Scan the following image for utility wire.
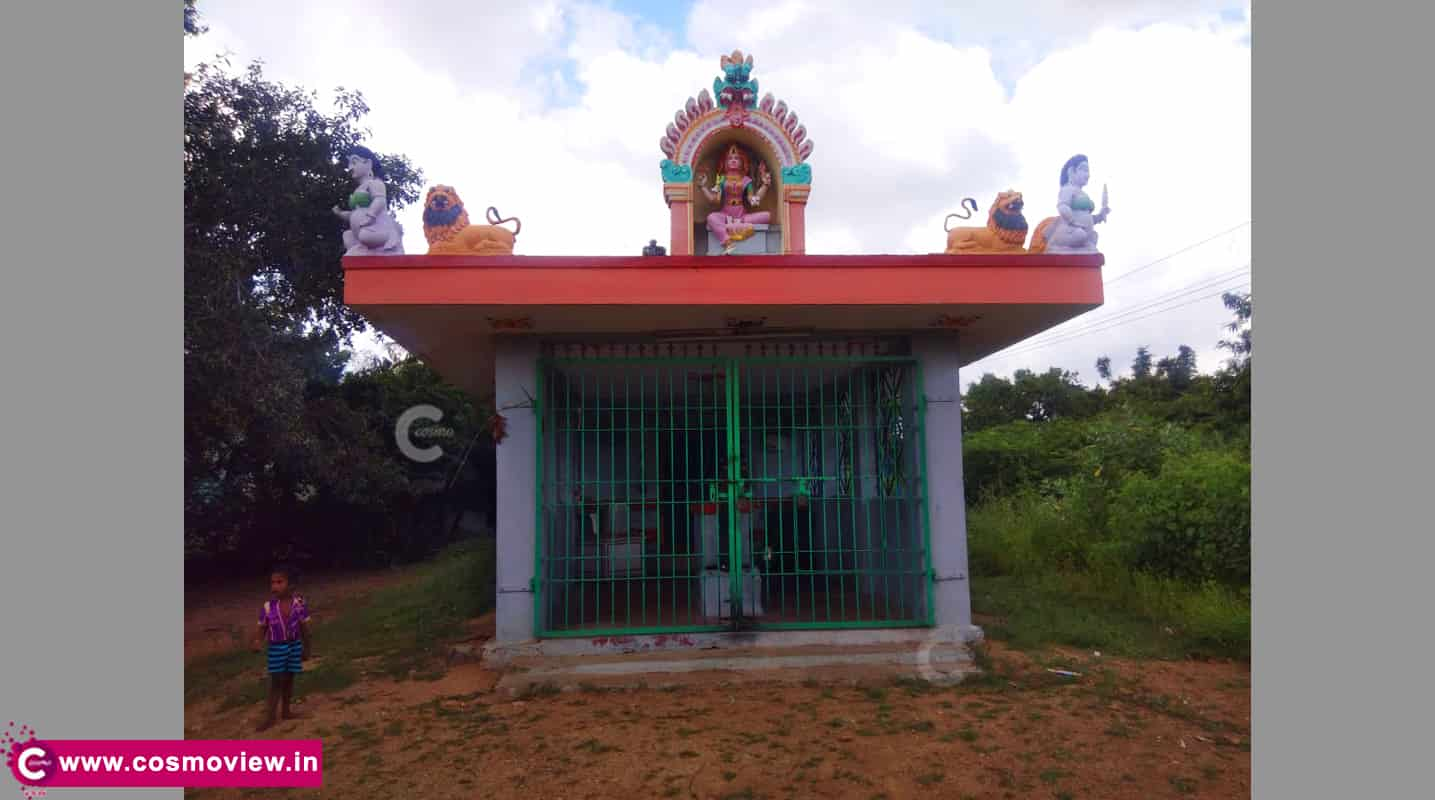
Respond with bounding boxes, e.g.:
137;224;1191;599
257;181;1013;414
1008;265;1250;353
1103;221;1251;286
1003;277;1250;358
997;282;1250;360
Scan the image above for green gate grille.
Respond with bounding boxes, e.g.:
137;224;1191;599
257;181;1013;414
534;353;932;636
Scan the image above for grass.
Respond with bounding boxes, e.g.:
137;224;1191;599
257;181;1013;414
967;489;1249;660
574;738;620;755
972;572;1247;660
1169;776;1199;794
187;539;496;705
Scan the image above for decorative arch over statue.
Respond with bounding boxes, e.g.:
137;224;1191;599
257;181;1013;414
659;50;814;256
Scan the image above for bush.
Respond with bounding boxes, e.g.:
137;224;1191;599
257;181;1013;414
962;412;1203;512
968;485;1107;575
967;490;1055;576
962;420;1086;501
1109;450;1251;585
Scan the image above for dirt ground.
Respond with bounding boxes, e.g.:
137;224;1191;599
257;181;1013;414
185;574;1250;800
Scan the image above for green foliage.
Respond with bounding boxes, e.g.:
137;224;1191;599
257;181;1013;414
962;368;1101;433
1131;346;1153;379
1109;450;1251;585
326;537;497;679
972;567;1249;660
961;421;1082;501
1218;291;1252;368
966;488;1070;576
184;59;497;576
187;539;496;707
962;411;1204;511
964;295;1252;659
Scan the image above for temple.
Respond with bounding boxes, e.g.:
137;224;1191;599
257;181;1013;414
342;50;1105;666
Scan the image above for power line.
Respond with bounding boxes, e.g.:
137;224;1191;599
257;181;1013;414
996;282;1250;360
976;222;1252;359
1103;220;1251;286
998;278;1245;357
1003;278;1249;359
998;265;1251;354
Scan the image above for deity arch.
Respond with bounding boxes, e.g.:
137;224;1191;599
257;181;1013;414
659;50;813;256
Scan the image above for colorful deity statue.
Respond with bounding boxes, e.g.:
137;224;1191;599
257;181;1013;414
696;143;773;255
1030;154;1110;255
658;50;814;256
331;145;405;256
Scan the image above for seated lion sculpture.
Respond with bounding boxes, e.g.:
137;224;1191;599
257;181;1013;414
422;185;522;256
944;191;1029;254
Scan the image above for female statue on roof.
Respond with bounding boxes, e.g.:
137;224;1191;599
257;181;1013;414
1031;153;1110;254
697;143;772;255
331;145;405;256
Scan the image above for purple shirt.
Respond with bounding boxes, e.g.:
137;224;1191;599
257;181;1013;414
259;594;310;643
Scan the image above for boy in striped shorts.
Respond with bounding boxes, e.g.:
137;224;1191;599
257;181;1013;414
251;563;311;732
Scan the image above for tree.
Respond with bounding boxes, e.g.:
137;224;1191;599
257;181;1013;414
1218;291;1252;369
1095;356;1113;382
1013;368;1100;423
1131;346;1153;379
963;368;1101;431
184;1;206;37
962;373;1024;432
1213;292;1252;436
185;60;434;572
1157;345;1198;391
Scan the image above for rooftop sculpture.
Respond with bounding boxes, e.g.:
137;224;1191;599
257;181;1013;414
332;146;405;256
944;192;1030;254
658;50;815;255
1030;154;1110;254
421;185;522;256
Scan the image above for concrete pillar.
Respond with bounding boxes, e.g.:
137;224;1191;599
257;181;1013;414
782;184;809;255
664;183;693;256
493;338;541;643
910;333;978;639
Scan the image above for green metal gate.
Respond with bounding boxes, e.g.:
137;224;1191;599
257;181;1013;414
533;349;933;637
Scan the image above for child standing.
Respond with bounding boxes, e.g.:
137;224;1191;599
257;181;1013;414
251;564;311;732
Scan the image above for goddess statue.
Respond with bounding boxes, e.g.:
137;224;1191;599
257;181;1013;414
1032;154;1110;254
696;143;772;255
331;145;405;255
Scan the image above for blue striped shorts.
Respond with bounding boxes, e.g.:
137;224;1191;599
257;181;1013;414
266;640;304;675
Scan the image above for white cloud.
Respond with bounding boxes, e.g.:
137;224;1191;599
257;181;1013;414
185;0;1250;383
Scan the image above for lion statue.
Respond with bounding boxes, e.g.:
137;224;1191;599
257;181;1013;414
943;191;1029;254
422;185;522;256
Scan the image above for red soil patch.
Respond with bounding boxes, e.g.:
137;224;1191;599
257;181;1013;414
185;637;1248;800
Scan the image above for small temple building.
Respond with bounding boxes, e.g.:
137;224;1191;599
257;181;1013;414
341;51;1106;662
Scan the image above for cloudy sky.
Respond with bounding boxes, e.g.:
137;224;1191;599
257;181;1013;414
184;0;1251;390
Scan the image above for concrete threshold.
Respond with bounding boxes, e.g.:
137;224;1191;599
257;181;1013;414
482;624;983;666
488;635;981;694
